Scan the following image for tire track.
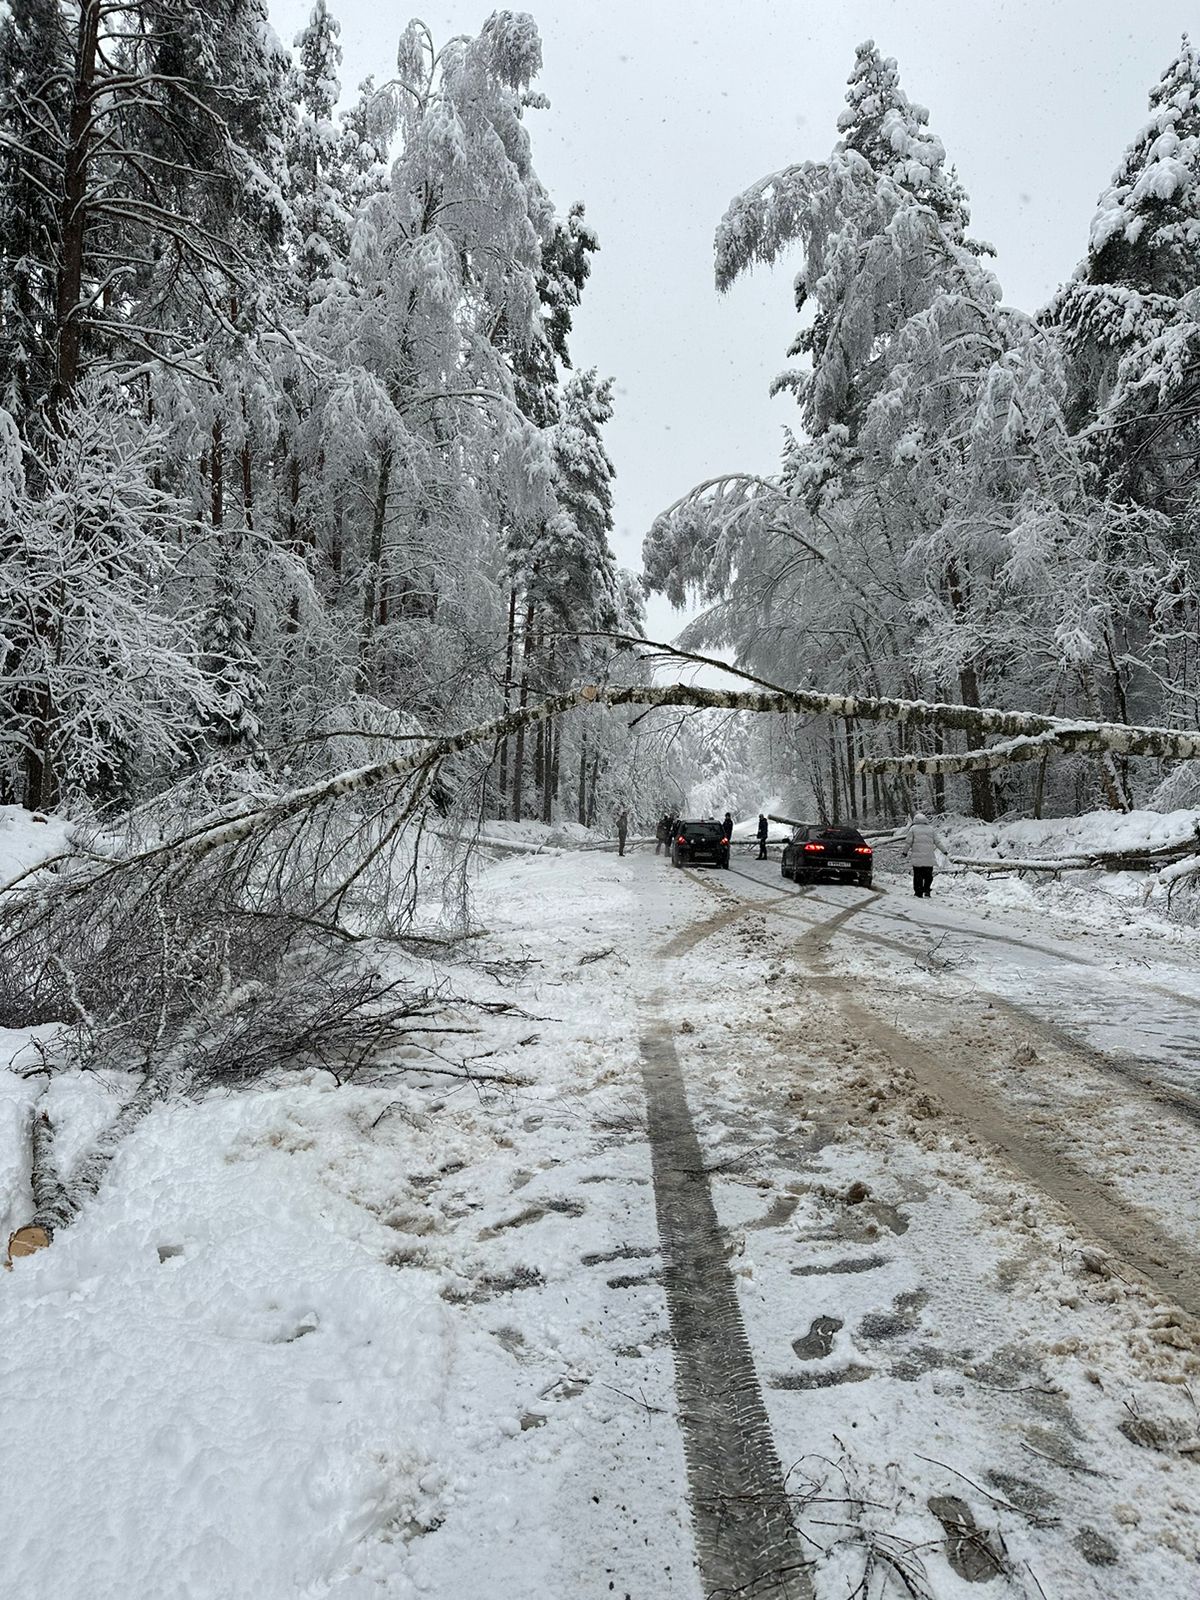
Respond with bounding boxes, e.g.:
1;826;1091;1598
716;866;1200;1321
640;1007;811;1599
723;865;1200;1127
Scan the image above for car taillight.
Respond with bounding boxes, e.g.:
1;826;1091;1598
854;845;872;855
720;837;728;845
803;842;825;852
677;835;686;844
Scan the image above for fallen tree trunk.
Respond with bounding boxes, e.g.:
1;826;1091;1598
6;1107;72;1263
6;1079;164;1264
6;680;1200;911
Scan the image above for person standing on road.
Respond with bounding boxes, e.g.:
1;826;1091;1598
906;811;938;897
655;813;670;855
722;811;734;845
756;814;769;860
617;807;629;857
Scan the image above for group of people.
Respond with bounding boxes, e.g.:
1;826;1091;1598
651;812;771;859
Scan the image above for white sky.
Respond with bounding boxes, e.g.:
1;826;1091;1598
271;0;1196;641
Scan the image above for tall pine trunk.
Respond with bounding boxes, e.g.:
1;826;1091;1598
946;561;996;821
357;448;391;693
47;2;101;422
511;599;535;821
498;587;517;814
542;720;556;824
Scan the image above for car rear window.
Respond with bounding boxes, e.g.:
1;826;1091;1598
683;822;722;836
818;827;866;843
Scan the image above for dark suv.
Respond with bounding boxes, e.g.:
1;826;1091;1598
782;825;873;888
671;819;730;869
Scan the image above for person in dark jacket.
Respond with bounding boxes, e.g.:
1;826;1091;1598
616;807;629;856
756;814;769;860
721;812;734;845
655;813;670;855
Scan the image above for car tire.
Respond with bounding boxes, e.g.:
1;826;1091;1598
780;862;789;878
859;876;873;890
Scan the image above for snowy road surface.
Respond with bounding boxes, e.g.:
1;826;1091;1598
3;845;1200;1598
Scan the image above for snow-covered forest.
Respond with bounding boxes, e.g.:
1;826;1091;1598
0;0;645;827
6;8;1200;833
646;37;1200;825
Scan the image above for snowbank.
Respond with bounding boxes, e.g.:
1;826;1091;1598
938;806;1200;862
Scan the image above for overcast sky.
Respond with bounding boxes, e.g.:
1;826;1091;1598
272;0;1196;640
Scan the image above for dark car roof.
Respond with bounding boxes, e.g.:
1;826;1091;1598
679;818;722;829
795;824;867;841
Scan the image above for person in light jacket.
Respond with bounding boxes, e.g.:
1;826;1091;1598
905;811;938;897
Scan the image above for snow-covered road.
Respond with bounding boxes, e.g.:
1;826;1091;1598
728;854;1200;1109
3;844;1199;1599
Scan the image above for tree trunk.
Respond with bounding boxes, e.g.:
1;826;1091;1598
587;753;601;828
577;728;588;826
498;587;517;814
284;453;302;640
239;397;254;532
511;599;535;821
47;2;102;421
542;720;557;824
21;679;57;812
357;448;391;694
211;417;224;530
957;662;996;821
931;683;947;814
944;558;996;821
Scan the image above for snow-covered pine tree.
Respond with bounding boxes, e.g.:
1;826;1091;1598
288;1;356;305
198;568;267;758
499;201;600;817
1048;37;1200;512
531;369;622;822
0;0;293;431
288;13;566;819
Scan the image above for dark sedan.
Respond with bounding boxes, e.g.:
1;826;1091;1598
671;819;730;869
781;824;873;888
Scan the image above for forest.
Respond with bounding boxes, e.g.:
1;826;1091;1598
3;7;1200;841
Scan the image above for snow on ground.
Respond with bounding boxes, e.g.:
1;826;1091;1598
663;859;1200;1594
0;843;696;1600
0;802;71;886
2;824;1200;1597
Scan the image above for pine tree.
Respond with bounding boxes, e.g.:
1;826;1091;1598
0;0;294;431
669;43;1153;820
288;2;355;304
836;40;973;242
1048;37;1200;512
199;569;266;757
